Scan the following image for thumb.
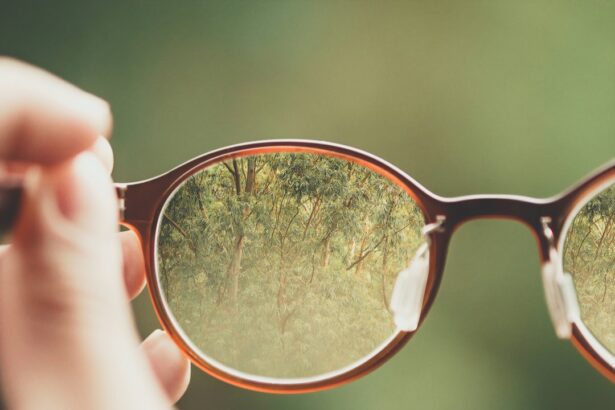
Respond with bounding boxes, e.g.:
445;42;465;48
11;152;126;322
0;153;168;409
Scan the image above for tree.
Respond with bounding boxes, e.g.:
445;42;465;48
563;184;615;354
157;152;426;377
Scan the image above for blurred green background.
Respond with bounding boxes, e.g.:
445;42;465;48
1;1;614;408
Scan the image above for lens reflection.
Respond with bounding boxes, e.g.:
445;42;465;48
563;182;615;353
156;152;425;379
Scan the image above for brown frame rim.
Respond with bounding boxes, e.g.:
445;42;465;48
139;140;446;393
114;139;615;391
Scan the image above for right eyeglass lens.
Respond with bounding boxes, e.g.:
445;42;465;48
155;151;427;381
563;182;615;353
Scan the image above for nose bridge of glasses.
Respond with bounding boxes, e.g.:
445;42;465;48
437;194;563;262
440;194;549;231
439;195;582;340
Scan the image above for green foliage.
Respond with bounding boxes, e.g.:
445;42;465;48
157;152;425;378
563;183;615;353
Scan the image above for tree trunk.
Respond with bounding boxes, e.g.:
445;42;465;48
322;236;331;268
227;234;245;303
381;235;389;309
245;157;256;195
346;238;356;265
302;196;320;239
593;214;614;261
354;214;371;276
232;159;241;195
354;239;367;276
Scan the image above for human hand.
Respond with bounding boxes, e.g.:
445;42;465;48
0;58;190;409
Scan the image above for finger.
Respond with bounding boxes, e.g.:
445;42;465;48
9;152;123;321
88;136;114;174
121;230;146;300
0;153;170;408
0;230;146;300
141;330;191;404
0;57;112;164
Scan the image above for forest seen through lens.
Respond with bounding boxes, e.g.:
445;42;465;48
157;152;425;378
563;183;615;353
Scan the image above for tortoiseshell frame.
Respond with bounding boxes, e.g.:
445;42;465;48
1;139;612;393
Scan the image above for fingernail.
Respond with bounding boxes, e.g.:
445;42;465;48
148;329;167;346
144;329;187;386
90;136;114;173
73;93;113;137
145;329;184;368
147;329;180;356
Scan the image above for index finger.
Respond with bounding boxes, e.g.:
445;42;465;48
0;57;112;164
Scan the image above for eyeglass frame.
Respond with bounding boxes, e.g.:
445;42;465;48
0;139;613;393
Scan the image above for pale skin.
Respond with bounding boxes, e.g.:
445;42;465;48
0;58;191;409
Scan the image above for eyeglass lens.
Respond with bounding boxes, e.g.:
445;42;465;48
563;183;615;353
155;152;427;379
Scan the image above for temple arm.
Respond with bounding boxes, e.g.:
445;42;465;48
0;181;126;237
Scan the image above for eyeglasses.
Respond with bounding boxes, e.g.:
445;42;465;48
1;140;613;392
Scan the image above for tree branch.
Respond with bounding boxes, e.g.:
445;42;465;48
163;213;197;256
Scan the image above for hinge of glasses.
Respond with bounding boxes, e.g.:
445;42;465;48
540;216;580;339
116;184;127;222
389;215;446;332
